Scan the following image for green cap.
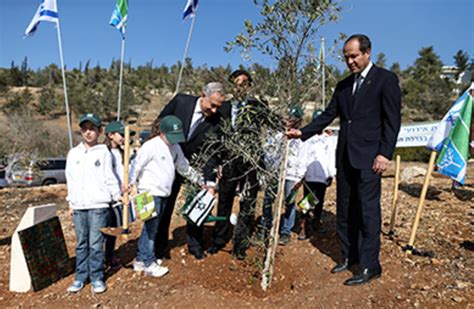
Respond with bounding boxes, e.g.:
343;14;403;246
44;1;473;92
289;106;303;120
159;115;185;144
79;113;101;128
312;109;323;120
105;121;125;135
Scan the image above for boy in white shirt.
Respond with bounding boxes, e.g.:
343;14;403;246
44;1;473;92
66;113;122;294
299;109;337;239
279;106;306;245
260;106;306;245
130;115;205;277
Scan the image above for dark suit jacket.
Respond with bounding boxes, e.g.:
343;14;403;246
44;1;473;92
217;96;278;168
301;65;401;169
158;94;230;181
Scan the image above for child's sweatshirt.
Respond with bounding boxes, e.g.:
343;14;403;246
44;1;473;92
130;136;202;197
66;143;121;210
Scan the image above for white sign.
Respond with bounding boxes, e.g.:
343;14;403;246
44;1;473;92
328;122;441;148
396;122;440;148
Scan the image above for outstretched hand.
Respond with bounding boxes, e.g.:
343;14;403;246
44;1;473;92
286;128;302;139
202;184;216;195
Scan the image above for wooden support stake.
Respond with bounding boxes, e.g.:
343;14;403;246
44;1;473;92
121;125;131;239
388;155;401;236
405;151;437;254
261;138;289;291
100;125;132;237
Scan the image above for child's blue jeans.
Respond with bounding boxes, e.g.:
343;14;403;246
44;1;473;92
136;196;167;267
73;208;109;283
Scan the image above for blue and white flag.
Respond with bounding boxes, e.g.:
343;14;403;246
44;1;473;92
25;0;58;37
183;0;199;20
427;84;474;151
110;0;128;38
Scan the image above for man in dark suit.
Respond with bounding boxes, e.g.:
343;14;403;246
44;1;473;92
287;34;401;285
155;82;229;260
207;70;279;260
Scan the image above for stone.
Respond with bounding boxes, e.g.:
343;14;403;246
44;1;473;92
401;166;427;182
9;204;57;292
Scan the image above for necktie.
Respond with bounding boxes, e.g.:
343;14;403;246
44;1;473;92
188;112;204;139
353;74;364;96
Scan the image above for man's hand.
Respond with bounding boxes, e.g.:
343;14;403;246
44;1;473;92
323;128;333;136
286;128;302;139
202;184;216;195
372;155;390;175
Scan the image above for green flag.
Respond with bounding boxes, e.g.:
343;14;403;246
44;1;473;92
110;0;128;38
436;94;472;184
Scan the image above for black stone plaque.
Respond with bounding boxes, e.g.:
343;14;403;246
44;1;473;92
18;216;74;291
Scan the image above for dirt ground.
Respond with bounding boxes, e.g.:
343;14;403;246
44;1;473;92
0;162;473;308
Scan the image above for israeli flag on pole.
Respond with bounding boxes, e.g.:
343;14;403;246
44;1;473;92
183;0;199;20
25;0;58;37
110;0;128;38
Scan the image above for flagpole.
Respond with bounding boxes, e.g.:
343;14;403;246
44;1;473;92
117;37;125;120
321;37;326;109
175;12;197;95
55;19;73;149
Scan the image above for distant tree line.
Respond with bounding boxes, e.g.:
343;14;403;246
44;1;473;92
0;47;472;122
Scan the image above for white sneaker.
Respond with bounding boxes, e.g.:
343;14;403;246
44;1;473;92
133;260;145;272
144;262;169;278
91;280;107;294
67;280;84;293
133;259;163;272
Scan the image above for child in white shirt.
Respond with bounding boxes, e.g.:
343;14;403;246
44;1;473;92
66;113;121;294
130;115;204;277
299;109;337;238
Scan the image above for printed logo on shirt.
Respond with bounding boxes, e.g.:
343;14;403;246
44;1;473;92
161;156;166;161
95;159;101;167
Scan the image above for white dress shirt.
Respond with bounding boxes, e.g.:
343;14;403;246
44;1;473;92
188;98;205;139
352;61;373;95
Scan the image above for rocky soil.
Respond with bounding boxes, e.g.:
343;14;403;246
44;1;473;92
0;162;473;308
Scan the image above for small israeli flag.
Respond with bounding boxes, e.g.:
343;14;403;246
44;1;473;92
25;0;59;37
183;0;199;20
